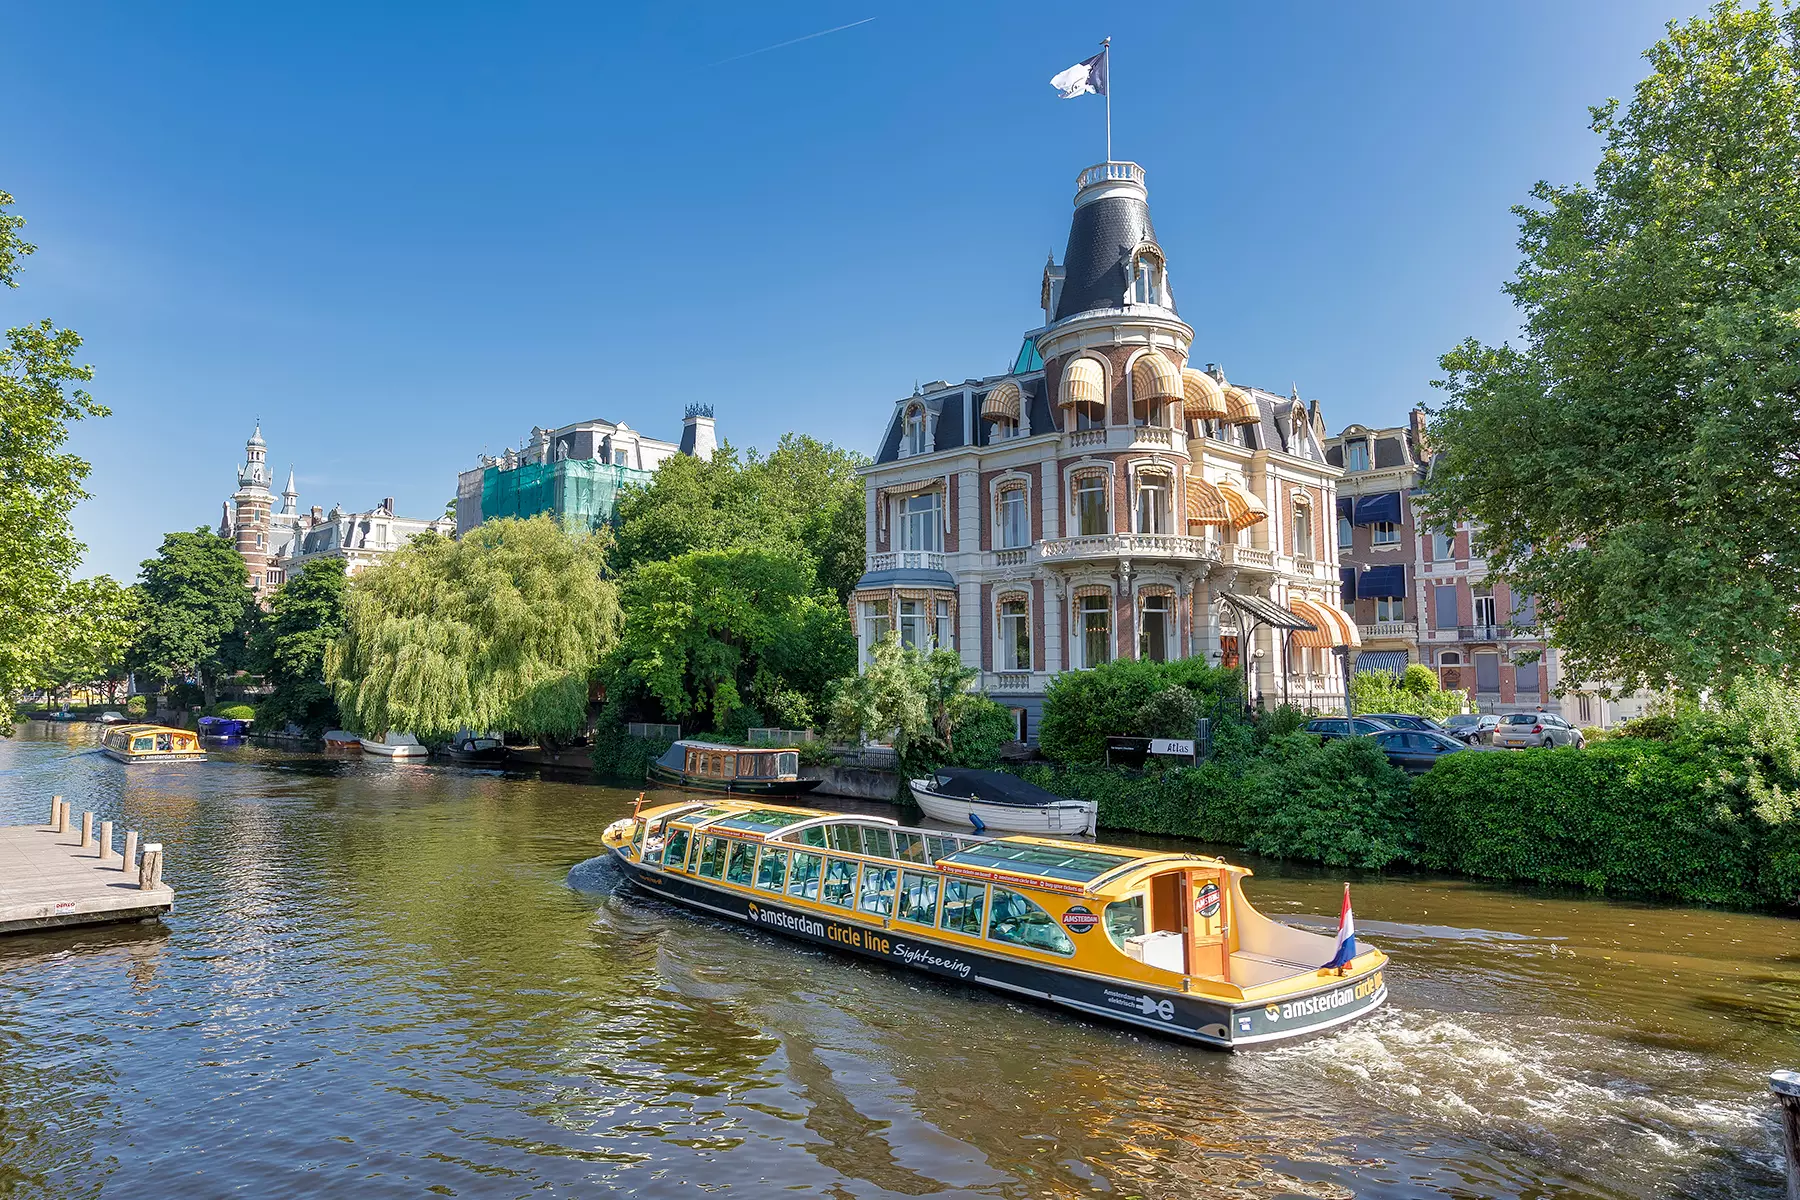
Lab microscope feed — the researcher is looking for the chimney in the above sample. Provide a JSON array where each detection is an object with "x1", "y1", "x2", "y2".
[
  {"x1": 381, "y1": 497, "x2": 395, "y2": 514},
  {"x1": 310, "y1": 506, "x2": 324, "y2": 522},
  {"x1": 680, "y1": 403, "x2": 717, "y2": 458},
  {"x1": 1409, "y1": 407, "x2": 1430, "y2": 458}
]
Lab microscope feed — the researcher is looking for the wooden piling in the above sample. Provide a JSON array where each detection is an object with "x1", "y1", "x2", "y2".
[
  {"x1": 80, "y1": 810, "x2": 93, "y2": 849},
  {"x1": 1774, "y1": 1070, "x2": 1800, "y2": 1200},
  {"x1": 98, "y1": 820, "x2": 113, "y2": 861},
  {"x1": 48, "y1": 795, "x2": 59, "y2": 825},
  {"x1": 122, "y1": 830, "x2": 138, "y2": 872},
  {"x1": 55, "y1": 798, "x2": 68, "y2": 834},
  {"x1": 139, "y1": 843, "x2": 163, "y2": 891},
  {"x1": 0, "y1": 824, "x2": 174, "y2": 933}
]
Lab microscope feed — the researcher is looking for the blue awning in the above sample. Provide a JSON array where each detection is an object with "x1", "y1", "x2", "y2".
[
  {"x1": 1339, "y1": 567, "x2": 1357, "y2": 606},
  {"x1": 1354, "y1": 650, "x2": 1409, "y2": 678},
  {"x1": 1352, "y1": 491, "x2": 1402, "y2": 526},
  {"x1": 1360, "y1": 564, "x2": 1407, "y2": 598}
]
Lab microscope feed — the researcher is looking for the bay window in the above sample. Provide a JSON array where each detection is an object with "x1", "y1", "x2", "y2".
[{"x1": 898, "y1": 491, "x2": 942, "y2": 552}]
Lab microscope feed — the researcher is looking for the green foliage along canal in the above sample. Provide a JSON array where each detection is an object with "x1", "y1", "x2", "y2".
[{"x1": 1, "y1": 724, "x2": 1795, "y2": 1198}]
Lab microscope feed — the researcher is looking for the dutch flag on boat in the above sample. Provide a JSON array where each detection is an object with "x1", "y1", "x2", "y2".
[{"x1": 1324, "y1": 884, "x2": 1357, "y2": 970}]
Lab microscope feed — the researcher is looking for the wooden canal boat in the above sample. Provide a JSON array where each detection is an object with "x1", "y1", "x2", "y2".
[
  {"x1": 602, "y1": 797, "x2": 1387, "y2": 1049},
  {"x1": 647, "y1": 740, "x2": 822, "y2": 796},
  {"x1": 100, "y1": 724, "x2": 207, "y2": 764}
]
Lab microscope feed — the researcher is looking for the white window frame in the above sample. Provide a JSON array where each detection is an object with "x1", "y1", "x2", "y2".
[
  {"x1": 1132, "y1": 253, "x2": 1163, "y2": 305},
  {"x1": 933, "y1": 598, "x2": 953, "y2": 651},
  {"x1": 903, "y1": 405, "x2": 929, "y2": 456},
  {"x1": 1374, "y1": 596, "x2": 1404, "y2": 622},
  {"x1": 997, "y1": 484, "x2": 1029, "y2": 550},
  {"x1": 1472, "y1": 586, "x2": 1497, "y2": 628},
  {"x1": 859, "y1": 598, "x2": 891, "y2": 666},
  {"x1": 1371, "y1": 521, "x2": 1400, "y2": 546},
  {"x1": 1292, "y1": 503, "x2": 1312, "y2": 559},
  {"x1": 1337, "y1": 515, "x2": 1353, "y2": 550},
  {"x1": 1076, "y1": 592, "x2": 1113, "y2": 668},
  {"x1": 1135, "y1": 474, "x2": 1170, "y2": 535},
  {"x1": 897, "y1": 491, "x2": 942, "y2": 552},
  {"x1": 898, "y1": 599, "x2": 928, "y2": 650},
  {"x1": 1432, "y1": 529, "x2": 1455, "y2": 560},
  {"x1": 1073, "y1": 473, "x2": 1109, "y2": 537},
  {"x1": 1138, "y1": 591, "x2": 1174, "y2": 663},
  {"x1": 1344, "y1": 440, "x2": 1371, "y2": 472},
  {"x1": 998, "y1": 595, "x2": 1030, "y2": 672}
]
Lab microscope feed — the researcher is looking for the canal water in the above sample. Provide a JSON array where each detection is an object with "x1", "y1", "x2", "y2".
[{"x1": 1, "y1": 724, "x2": 1795, "y2": 1198}]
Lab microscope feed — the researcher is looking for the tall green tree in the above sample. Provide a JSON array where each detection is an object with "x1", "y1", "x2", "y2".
[
  {"x1": 609, "y1": 547, "x2": 854, "y2": 732},
  {"x1": 254, "y1": 558, "x2": 348, "y2": 735},
  {"x1": 42, "y1": 576, "x2": 141, "y2": 705},
  {"x1": 1421, "y1": 2, "x2": 1800, "y2": 693},
  {"x1": 826, "y1": 637, "x2": 1015, "y2": 775},
  {"x1": 612, "y1": 434, "x2": 868, "y2": 601},
  {"x1": 131, "y1": 530, "x2": 255, "y2": 708},
  {"x1": 326, "y1": 515, "x2": 621, "y2": 742},
  {"x1": 0, "y1": 190, "x2": 108, "y2": 722}
]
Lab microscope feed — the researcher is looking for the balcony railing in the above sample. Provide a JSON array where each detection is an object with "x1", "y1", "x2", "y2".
[
  {"x1": 1359, "y1": 621, "x2": 1417, "y2": 640},
  {"x1": 1059, "y1": 425, "x2": 1189, "y2": 455},
  {"x1": 993, "y1": 548, "x2": 1028, "y2": 567},
  {"x1": 1077, "y1": 161, "x2": 1146, "y2": 190},
  {"x1": 1064, "y1": 427, "x2": 1109, "y2": 449},
  {"x1": 1459, "y1": 624, "x2": 1509, "y2": 642},
  {"x1": 1127, "y1": 425, "x2": 1187, "y2": 454},
  {"x1": 1220, "y1": 544, "x2": 1275, "y2": 571},
  {"x1": 1036, "y1": 533, "x2": 1218, "y2": 564},
  {"x1": 867, "y1": 550, "x2": 946, "y2": 573},
  {"x1": 990, "y1": 671, "x2": 1034, "y2": 692}
]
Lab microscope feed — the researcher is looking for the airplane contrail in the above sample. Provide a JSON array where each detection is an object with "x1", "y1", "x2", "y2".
[{"x1": 709, "y1": 16, "x2": 877, "y2": 67}]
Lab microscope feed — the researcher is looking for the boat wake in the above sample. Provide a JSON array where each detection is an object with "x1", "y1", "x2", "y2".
[
  {"x1": 566, "y1": 854, "x2": 625, "y2": 895},
  {"x1": 1251, "y1": 1007, "x2": 1785, "y2": 1198}
]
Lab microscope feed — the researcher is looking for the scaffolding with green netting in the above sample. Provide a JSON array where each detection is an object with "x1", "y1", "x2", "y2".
[{"x1": 479, "y1": 459, "x2": 652, "y2": 532}]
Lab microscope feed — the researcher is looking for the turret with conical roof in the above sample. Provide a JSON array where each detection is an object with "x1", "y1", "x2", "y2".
[{"x1": 281, "y1": 466, "x2": 298, "y2": 515}]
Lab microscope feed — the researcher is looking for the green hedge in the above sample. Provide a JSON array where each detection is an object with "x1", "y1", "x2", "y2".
[
  {"x1": 1038, "y1": 658, "x2": 1247, "y2": 765},
  {"x1": 212, "y1": 703, "x2": 256, "y2": 721}
]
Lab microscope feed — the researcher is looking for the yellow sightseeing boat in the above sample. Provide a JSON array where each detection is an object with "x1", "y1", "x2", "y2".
[
  {"x1": 602, "y1": 797, "x2": 1387, "y2": 1049},
  {"x1": 99, "y1": 724, "x2": 207, "y2": 764}
]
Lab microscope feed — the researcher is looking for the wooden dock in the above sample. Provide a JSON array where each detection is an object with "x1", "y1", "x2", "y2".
[{"x1": 0, "y1": 797, "x2": 174, "y2": 934}]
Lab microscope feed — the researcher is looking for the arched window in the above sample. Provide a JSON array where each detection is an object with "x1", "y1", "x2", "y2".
[
  {"x1": 996, "y1": 483, "x2": 1029, "y2": 549},
  {"x1": 998, "y1": 592, "x2": 1031, "y2": 671},
  {"x1": 1071, "y1": 470, "x2": 1109, "y2": 537},
  {"x1": 1075, "y1": 587, "x2": 1112, "y2": 668},
  {"x1": 1439, "y1": 651, "x2": 1462, "y2": 666},
  {"x1": 904, "y1": 404, "x2": 928, "y2": 456},
  {"x1": 1139, "y1": 588, "x2": 1174, "y2": 663},
  {"x1": 1135, "y1": 471, "x2": 1171, "y2": 535},
  {"x1": 1132, "y1": 252, "x2": 1164, "y2": 306},
  {"x1": 1292, "y1": 498, "x2": 1313, "y2": 561}
]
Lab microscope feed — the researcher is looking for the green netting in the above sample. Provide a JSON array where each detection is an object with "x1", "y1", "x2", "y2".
[{"x1": 480, "y1": 460, "x2": 653, "y2": 532}]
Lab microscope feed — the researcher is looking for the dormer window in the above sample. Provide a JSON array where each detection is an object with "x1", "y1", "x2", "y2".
[
  {"x1": 1132, "y1": 253, "x2": 1164, "y2": 305},
  {"x1": 1344, "y1": 439, "x2": 1372, "y2": 472},
  {"x1": 904, "y1": 404, "x2": 929, "y2": 456}
]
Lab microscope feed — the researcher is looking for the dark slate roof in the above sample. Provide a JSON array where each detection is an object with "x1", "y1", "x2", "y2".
[
  {"x1": 854, "y1": 567, "x2": 958, "y2": 591},
  {"x1": 677, "y1": 423, "x2": 697, "y2": 455},
  {"x1": 1054, "y1": 194, "x2": 1171, "y2": 322}
]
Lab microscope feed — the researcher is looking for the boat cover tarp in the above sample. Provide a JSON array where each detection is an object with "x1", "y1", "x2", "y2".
[
  {"x1": 929, "y1": 768, "x2": 1068, "y2": 808},
  {"x1": 654, "y1": 742, "x2": 687, "y2": 771}
]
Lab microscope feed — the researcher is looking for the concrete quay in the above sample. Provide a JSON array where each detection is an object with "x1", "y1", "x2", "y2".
[{"x1": 0, "y1": 796, "x2": 174, "y2": 934}]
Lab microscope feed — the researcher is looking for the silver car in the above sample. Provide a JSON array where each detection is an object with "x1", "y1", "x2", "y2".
[{"x1": 1491, "y1": 711, "x2": 1585, "y2": 749}]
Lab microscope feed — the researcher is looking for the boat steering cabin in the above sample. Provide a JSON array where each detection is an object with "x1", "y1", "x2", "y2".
[{"x1": 603, "y1": 798, "x2": 1387, "y2": 1049}]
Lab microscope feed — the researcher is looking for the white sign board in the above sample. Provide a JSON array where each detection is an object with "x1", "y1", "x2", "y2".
[{"x1": 1149, "y1": 738, "x2": 1196, "y2": 757}]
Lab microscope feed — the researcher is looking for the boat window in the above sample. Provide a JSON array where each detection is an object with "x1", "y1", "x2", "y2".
[
  {"x1": 685, "y1": 749, "x2": 700, "y2": 774},
  {"x1": 725, "y1": 840, "x2": 757, "y2": 886},
  {"x1": 940, "y1": 841, "x2": 1137, "y2": 886},
  {"x1": 861, "y1": 827, "x2": 894, "y2": 860},
  {"x1": 939, "y1": 879, "x2": 987, "y2": 936},
  {"x1": 988, "y1": 887, "x2": 1075, "y2": 956},
  {"x1": 721, "y1": 753, "x2": 737, "y2": 778},
  {"x1": 697, "y1": 836, "x2": 728, "y2": 879},
  {"x1": 799, "y1": 826, "x2": 828, "y2": 848},
  {"x1": 821, "y1": 858, "x2": 856, "y2": 907},
  {"x1": 1104, "y1": 896, "x2": 1146, "y2": 950},
  {"x1": 827, "y1": 825, "x2": 861, "y2": 855},
  {"x1": 156, "y1": 733, "x2": 173, "y2": 751},
  {"x1": 897, "y1": 871, "x2": 939, "y2": 925},
  {"x1": 663, "y1": 829, "x2": 691, "y2": 869},
  {"x1": 756, "y1": 848, "x2": 789, "y2": 892},
  {"x1": 924, "y1": 835, "x2": 958, "y2": 865},
  {"x1": 858, "y1": 865, "x2": 897, "y2": 916},
  {"x1": 713, "y1": 808, "x2": 800, "y2": 836},
  {"x1": 787, "y1": 851, "x2": 823, "y2": 900},
  {"x1": 133, "y1": 736, "x2": 155, "y2": 751},
  {"x1": 893, "y1": 832, "x2": 926, "y2": 864},
  {"x1": 777, "y1": 752, "x2": 798, "y2": 776}
]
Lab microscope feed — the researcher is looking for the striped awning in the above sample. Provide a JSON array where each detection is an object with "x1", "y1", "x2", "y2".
[
  {"x1": 1223, "y1": 384, "x2": 1260, "y2": 426},
  {"x1": 981, "y1": 381, "x2": 1021, "y2": 423},
  {"x1": 1060, "y1": 358, "x2": 1104, "y2": 408},
  {"x1": 1131, "y1": 353, "x2": 1181, "y2": 404},
  {"x1": 1290, "y1": 597, "x2": 1361, "y2": 649},
  {"x1": 1181, "y1": 368, "x2": 1227, "y2": 421},
  {"x1": 1185, "y1": 477, "x2": 1231, "y2": 527},
  {"x1": 1215, "y1": 480, "x2": 1267, "y2": 532},
  {"x1": 1219, "y1": 592, "x2": 1313, "y2": 630}
]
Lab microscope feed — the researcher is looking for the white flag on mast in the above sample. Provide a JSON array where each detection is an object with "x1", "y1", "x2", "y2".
[{"x1": 1050, "y1": 50, "x2": 1108, "y2": 98}]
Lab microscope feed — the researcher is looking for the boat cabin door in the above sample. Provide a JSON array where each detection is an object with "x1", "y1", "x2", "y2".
[{"x1": 1183, "y1": 868, "x2": 1231, "y2": 980}]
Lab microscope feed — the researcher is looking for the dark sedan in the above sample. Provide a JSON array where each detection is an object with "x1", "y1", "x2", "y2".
[
  {"x1": 1372, "y1": 728, "x2": 1472, "y2": 773},
  {"x1": 1362, "y1": 712, "x2": 1482, "y2": 744},
  {"x1": 1303, "y1": 716, "x2": 1397, "y2": 741}
]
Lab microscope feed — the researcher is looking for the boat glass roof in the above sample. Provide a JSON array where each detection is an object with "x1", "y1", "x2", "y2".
[
  {"x1": 711, "y1": 808, "x2": 807, "y2": 834},
  {"x1": 939, "y1": 840, "x2": 1139, "y2": 884},
  {"x1": 670, "y1": 807, "x2": 731, "y2": 827}
]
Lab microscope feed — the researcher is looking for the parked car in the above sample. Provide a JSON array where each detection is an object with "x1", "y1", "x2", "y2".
[
  {"x1": 1361, "y1": 713, "x2": 1478, "y2": 744},
  {"x1": 1492, "y1": 711, "x2": 1585, "y2": 749},
  {"x1": 1443, "y1": 713, "x2": 1502, "y2": 744},
  {"x1": 97, "y1": 711, "x2": 127, "y2": 724},
  {"x1": 1303, "y1": 716, "x2": 1396, "y2": 741},
  {"x1": 1372, "y1": 728, "x2": 1472, "y2": 773}
]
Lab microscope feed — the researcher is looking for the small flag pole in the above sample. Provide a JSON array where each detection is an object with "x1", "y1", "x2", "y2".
[{"x1": 1102, "y1": 37, "x2": 1112, "y2": 163}]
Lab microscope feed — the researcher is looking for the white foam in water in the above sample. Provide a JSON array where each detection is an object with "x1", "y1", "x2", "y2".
[{"x1": 1252, "y1": 1008, "x2": 1779, "y2": 1193}]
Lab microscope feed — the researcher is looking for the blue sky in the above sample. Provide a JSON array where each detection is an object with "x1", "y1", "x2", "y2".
[{"x1": 4, "y1": 1, "x2": 1682, "y2": 581}]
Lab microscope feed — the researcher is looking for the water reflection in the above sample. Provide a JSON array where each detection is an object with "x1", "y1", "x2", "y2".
[{"x1": 0, "y1": 723, "x2": 1794, "y2": 1197}]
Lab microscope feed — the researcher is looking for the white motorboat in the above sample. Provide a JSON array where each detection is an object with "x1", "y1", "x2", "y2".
[
  {"x1": 359, "y1": 731, "x2": 427, "y2": 758},
  {"x1": 909, "y1": 768, "x2": 1098, "y2": 836}
]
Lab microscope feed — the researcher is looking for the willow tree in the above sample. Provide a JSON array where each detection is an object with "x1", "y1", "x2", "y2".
[
  {"x1": 326, "y1": 516, "x2": 620, "y2": 742},
  {"x1": 1422, "y1": 2, "x2": 1800, "y2": 693}
]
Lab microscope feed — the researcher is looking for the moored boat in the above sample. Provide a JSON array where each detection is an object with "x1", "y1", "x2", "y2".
[
  {"x1": 647, "y1": 740, "x2": 822, "y2": 796},
  {"x1": 100, "y1": 724, "x2": 208, "y2": 764},
  {"x1": 197, "y1": 715, "x2": 251, "y2": 740},
  {"x1": 601, "y1": 797, "x2": 1387, "y2": 1049},
  {"x1": 910, "y1": 768, "x2": 1098, "y2": 836},
  {"x1": 360, "y1": 731, "x2": 427, "y2": 758},
  {"x1": 322, "y1": 730, "x2": 361, "y2": 750},
  {"x1": 443, "y1": 735, "x2": 508, "y2": 764}
]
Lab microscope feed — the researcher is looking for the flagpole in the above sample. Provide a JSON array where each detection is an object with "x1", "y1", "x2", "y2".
[{"x1": 1102, "y1": 37, "x2": 1112, "y2": 163}]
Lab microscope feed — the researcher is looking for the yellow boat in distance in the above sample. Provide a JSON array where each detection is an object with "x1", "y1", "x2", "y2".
[
  {"x1": 602, "y1": 797, "x2": 1388, "y2": 1049},
  {"x1": 99, "y1": 724, "x2": 207, "y2": 763}
]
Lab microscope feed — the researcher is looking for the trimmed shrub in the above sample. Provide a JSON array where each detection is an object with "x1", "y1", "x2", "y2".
[
  {"x1": 1038, "y1": 659, "x2": 1246, "y2": 765},
  {"x1": 945, "y1": 697, "x2": 1017, "y2": 768},
  {"x1": 125, "y1": 695, "x2": 148, "y2": 718},
  {"x1": 212, "y1": 703, "x2": 255, "y2": 721}
]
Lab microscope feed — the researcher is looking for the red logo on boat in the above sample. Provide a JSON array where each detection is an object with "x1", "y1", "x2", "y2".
[
  {"x1": 1061, "y1": 905, "x2": 1100, "y2": 933},
  {"x1": 1195, "y1": 882, "x2": 1221, "y2": 919}
]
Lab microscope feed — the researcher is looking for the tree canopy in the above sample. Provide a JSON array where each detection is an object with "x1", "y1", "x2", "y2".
[
  {"x1": 612, "y1": 434, "x2": 868, "y2": 601},
  {"x1": 827, "y1": 637, "x2": 1016, "y2": 776},
  {"x1": 254, "y1": 558, "x2": 348, "y2": 735},
  {"x1": 1421, "y1": 2, "x2": 1800, "y2": 694},
  {"x1": 0, "y1": 189, "x2": 108, "y2": 719},
  {"x1": 609, "y1": 547, "x2": 854, "y2": 733},
  {"x1": 39, "y1": 576, "x2": 140, "y2": 704},
  {"x1": 131, "y1": 529, "x2": 255, "y2": 707},
  {"x1": 327, "y1": 516, "x2": 620, "y2": 742}
]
